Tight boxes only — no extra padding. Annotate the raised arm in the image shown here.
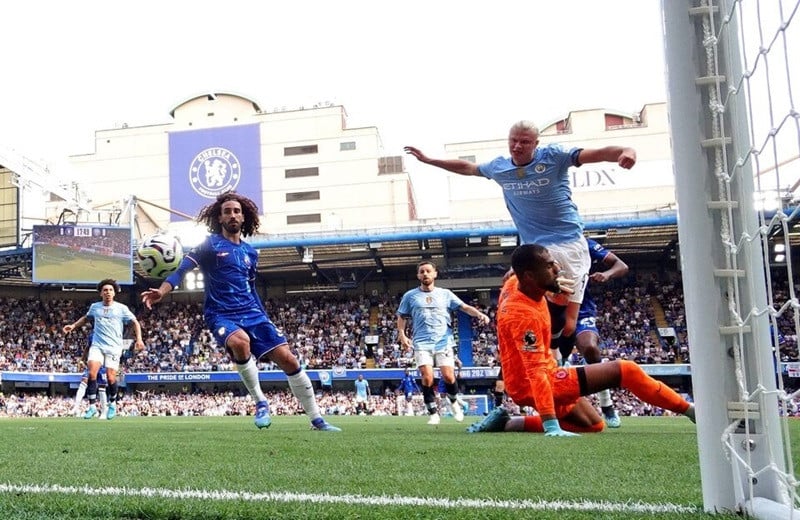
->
[140,280,175,310]
[404,146,481,176]
[577,146,636,169]
[141,253,197,309]
[590,251,629,284]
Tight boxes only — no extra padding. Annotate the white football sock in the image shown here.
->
[597,389,613,409]
[236,357,267,403]
[74,381,87,408]
[98,388,108,414]
[287,371,321,421]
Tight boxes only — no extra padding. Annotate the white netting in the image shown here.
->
[685,0,800,515]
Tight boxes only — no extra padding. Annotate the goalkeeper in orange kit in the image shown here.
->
[468,243,695,436]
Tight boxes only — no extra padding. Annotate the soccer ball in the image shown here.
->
[137,233,183,279]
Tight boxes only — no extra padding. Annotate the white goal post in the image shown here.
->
[662,1,800,517]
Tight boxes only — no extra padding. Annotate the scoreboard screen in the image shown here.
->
[32,225,133,285]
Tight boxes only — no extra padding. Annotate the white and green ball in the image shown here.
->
[137,233,183,279]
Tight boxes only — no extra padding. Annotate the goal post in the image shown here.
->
[662,1,799,516]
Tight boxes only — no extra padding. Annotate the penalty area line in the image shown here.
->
[0,483,701,515]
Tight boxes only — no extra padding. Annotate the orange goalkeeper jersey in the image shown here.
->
[497,276,558,417]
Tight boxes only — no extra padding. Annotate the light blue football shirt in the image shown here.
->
[355,379,370,399]
[478,143,583,246]
[85,301,137,349]
[397,286,465,353]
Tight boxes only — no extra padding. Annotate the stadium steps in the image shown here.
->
[649,296,671,349]
[649,296,669,328]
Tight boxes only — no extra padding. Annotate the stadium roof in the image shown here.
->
[247,212,682,289]
[3,207,797,290]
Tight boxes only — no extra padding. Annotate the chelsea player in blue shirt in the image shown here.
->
[141,192,339,432]
[396,368,420,416]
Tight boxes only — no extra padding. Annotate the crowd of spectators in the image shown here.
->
[0,269,797,375]
[4,386,800,419]
[0,389,422,419]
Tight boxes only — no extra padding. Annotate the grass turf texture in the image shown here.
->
[1,415,796,519]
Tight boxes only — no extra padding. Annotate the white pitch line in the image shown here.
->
[0,483,700,515]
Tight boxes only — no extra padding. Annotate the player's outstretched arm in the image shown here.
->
[578,146,636,169]
[140,281,173,310]
[404,146,480,176]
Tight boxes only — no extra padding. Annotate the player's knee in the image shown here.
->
[587,420,605,433]
[581,346,602,364]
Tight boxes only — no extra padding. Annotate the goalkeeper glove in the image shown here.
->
[542,418,580,437]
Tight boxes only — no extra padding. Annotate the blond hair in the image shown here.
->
[510,120,539,136]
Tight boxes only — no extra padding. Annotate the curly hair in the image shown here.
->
[97,278,120,294]
[196,191,261,237]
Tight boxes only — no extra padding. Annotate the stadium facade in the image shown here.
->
[31,94,679,291]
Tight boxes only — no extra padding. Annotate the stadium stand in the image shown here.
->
[1,266,798,419]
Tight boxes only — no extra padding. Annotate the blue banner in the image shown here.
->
[168,124,262,221]
[457,309,474,366]
[1,364,695,385]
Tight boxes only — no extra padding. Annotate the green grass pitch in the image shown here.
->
[1,415,797,519]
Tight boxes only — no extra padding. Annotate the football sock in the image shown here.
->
[235,357,267,403]
[523,415,543,432]
[74,381,87,407]
[98,388,107,414]
[421,385,437,414]
[597,389,613,409]
[86,378,98,404]
[492,390,504,407]
[619,360,690,414]
[445,381,459,402]
[287,370,321,421]
[107,382,118,404]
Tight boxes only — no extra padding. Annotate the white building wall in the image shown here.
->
[58,96,673,237]
[61,94,413,236]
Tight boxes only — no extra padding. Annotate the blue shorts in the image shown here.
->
[575,316,599,338]
[208,314,287,361]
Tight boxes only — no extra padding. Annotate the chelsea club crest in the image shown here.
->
[189,147,242,198]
